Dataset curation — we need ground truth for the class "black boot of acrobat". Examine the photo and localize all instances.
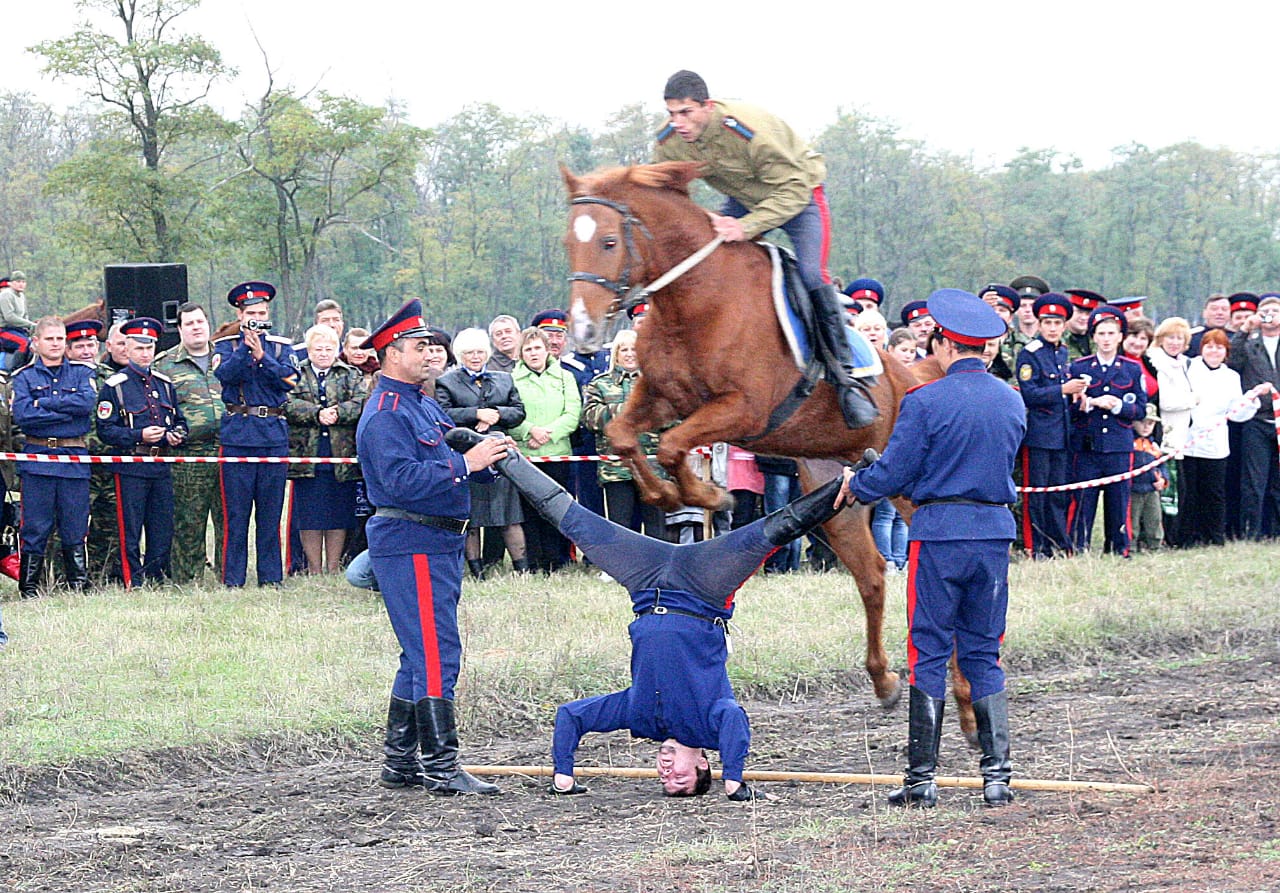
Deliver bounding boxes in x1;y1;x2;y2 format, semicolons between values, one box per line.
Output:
810;283;879;429
761;450;878;546
446;427;575;528
415;696;500;796
62;543;89;592
379;696;425;789
887;686;945;808
973;689;1014;806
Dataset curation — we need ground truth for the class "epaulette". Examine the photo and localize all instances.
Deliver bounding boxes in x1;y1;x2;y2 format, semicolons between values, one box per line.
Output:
559;354;586;372
1189;325;1206;335
373;390;402;412
1117;355;1143;367
265;334;293;345
69;359;98;369
11;359;36;375
1024;340;1042;353
656;123;674;144
722;116;755;141
104;372;128;387
213;334;239;344
151;369;173;384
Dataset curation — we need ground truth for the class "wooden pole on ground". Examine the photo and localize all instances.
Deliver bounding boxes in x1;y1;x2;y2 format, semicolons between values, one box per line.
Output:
464;765;1155;795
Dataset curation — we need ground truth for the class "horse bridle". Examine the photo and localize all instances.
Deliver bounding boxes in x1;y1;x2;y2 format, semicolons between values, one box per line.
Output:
567;196;654;320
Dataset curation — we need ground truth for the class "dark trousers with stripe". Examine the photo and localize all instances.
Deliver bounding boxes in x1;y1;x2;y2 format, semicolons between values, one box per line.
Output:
722;186;831;290
1068;451;1134;555
1020;446;1071;558
114;472;175;587
905;538;1010;702
1238;421;1280;540
19;474;90;555
374;546;465;702
219;446;287;586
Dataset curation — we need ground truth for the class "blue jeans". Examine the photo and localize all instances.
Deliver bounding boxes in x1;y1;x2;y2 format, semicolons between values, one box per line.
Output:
346;548;378;590
762;472;801;572
721;189;830;291
871;499;908;569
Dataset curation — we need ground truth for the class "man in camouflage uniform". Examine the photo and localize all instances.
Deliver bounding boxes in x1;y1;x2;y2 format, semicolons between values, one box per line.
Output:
154;303;224;583
86;321;128;581
653;69;876;429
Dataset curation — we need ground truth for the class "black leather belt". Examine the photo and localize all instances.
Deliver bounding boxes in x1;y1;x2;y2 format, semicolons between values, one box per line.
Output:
915;497;1012;509
374;507;468;534
634;606;723;625
27;437;88;450
226;404;285;418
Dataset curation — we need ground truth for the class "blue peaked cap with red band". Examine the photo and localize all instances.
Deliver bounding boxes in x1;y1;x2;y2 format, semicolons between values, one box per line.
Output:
122;316;162;343
65;319;104;341
227;280;276;308
844;277;884;305
363;298;432;351
926;288;1006;347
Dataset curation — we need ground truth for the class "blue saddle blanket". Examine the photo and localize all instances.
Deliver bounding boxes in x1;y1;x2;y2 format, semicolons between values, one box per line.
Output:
762;243;881;377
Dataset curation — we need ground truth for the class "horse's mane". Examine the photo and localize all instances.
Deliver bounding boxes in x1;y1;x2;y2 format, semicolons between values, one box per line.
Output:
566;162;702;200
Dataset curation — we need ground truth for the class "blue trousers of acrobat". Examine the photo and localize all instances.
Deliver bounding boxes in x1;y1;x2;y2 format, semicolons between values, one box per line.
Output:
559;502;775;607
19;475;89;555
1022;446;1071;558
1069;451;1133;555
113;472;175;587
374;545;464;702
721;192;830;292
905;538;1010;702
218;446;287;586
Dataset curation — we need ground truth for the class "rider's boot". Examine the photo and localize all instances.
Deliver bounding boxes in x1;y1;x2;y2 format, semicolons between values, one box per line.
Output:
811;284;879;429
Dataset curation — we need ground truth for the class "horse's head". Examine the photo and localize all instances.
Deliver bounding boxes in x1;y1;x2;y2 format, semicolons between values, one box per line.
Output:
560;162;702;350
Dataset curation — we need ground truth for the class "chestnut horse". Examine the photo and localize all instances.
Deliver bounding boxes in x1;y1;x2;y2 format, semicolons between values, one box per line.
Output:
559;161;985;726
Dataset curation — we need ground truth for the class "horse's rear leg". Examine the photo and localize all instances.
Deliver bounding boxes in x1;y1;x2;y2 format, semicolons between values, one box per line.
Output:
949;655;979;747
798;460;902;708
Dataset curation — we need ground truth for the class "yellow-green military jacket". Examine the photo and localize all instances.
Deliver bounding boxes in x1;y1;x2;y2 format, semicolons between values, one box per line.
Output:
653;99;825;240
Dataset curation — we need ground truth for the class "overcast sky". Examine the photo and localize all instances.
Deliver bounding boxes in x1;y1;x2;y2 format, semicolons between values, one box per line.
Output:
6;1;1276;170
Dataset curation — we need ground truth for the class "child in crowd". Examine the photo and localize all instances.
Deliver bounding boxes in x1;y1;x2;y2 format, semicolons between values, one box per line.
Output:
1131;404;1167;551
887;328;917;366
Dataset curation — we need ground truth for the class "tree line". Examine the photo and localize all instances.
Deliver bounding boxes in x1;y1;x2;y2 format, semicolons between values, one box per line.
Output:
4;0;1280;336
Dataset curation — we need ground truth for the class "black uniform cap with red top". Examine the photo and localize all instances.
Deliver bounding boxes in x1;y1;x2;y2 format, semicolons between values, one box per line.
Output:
362;299;432;351
226;281;276;308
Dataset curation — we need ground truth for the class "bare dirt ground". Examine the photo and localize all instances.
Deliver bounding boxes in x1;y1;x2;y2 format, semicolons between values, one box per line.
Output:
3;642;1278;893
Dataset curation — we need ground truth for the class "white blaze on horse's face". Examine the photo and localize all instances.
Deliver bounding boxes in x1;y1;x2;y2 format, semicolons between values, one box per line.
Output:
573;213;597;243
570;296;599;350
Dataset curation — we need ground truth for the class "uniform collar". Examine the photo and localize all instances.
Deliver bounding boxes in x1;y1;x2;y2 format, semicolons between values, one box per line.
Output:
378;375;425;397
127;361;153;378
945;356;987;375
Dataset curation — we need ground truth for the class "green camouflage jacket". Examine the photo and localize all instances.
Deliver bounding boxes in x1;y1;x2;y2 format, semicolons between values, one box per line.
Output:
581;367;661;485
284;359;366;481
153;346;223;455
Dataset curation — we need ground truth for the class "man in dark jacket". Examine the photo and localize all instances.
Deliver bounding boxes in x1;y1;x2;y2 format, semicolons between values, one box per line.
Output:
1228;293;1280;539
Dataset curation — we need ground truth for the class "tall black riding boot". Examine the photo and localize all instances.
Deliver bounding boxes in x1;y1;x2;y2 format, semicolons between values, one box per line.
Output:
18;551;43;599
379;696;426;788
446;428;575;528
62;543;89;592
415;696;500;796
811;284;879;429
761;450;879;545
973;689;1014;806
887;686;945;808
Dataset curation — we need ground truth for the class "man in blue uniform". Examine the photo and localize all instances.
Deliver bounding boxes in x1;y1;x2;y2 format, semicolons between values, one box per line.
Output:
838;289;1026;808
11;316;97;596
357;299;509;796
95;317;188;587
1066;306;1147;556
445;425;861;799
214;281;298;587
1016;294;1088;558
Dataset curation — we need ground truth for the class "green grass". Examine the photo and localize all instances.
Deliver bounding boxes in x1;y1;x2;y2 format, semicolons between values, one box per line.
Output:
1;541;1278;769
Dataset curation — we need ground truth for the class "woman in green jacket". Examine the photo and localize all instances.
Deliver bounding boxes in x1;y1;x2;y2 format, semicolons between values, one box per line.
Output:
285;325;367;573
510;327;581;572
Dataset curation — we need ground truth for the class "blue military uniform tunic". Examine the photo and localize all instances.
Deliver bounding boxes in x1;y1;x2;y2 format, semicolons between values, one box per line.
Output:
848;356;1026;701
213;332;297;586
357;375;490;702
11;358;96;555
96;362;188;585
1016;336;1075;557
1066;354;1147;555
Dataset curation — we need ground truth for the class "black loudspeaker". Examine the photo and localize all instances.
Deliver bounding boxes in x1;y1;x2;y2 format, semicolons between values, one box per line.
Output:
102;263;188;352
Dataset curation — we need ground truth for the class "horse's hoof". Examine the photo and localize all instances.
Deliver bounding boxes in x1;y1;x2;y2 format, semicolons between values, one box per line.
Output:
878;678;905;710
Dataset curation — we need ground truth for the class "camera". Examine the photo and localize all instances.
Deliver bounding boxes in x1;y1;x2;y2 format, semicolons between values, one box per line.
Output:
1260;310;1278;325
243;318;273;333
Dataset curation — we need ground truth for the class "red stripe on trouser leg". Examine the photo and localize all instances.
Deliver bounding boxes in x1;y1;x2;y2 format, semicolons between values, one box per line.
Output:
905;540;922;688
114;474;132;590
1019;447;1033;553
283;481;294;570
219;449;230;582
413;553;443;698
813;185;833;285
1122;454;1134;557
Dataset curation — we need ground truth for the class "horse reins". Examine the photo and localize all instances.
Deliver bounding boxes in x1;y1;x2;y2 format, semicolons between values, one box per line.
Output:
567;195;724;320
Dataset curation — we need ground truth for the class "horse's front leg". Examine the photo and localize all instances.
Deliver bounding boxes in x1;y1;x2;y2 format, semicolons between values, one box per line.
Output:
654;397;759;512
949;654;979;747
604;379;683;511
